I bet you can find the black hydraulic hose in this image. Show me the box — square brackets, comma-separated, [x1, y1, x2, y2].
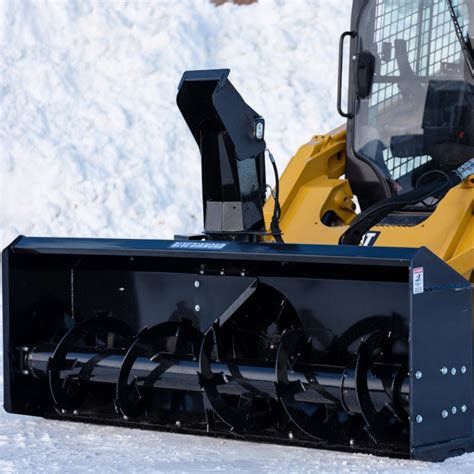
[266, 149, 284, 243]
[340, 159, 474, 245]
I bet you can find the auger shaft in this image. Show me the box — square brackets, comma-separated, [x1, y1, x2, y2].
[24, 345, 409, 414]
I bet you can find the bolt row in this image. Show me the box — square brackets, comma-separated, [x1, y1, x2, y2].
[416, 404, 468, 423]
[414, 366, 468, 380]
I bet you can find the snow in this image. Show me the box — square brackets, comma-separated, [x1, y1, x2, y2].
[1, 0, 474, 471]
[0, 0, 347, 248]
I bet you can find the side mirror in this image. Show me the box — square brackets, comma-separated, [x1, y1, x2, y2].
[355, 51, 376, 99]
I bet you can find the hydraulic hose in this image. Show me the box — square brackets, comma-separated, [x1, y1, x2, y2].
[340, 158, 474, 245]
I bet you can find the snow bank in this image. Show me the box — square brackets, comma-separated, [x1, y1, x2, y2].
[1, 0, 347, 247]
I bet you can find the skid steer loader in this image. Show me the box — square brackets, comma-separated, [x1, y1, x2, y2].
[3, 0, 474, 462]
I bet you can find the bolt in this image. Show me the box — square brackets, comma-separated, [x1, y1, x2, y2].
[349, 438, 355, 446]
[416, 415, 423, 424]
[21, 346, 29, 352]
[288, 431, 294, 440]
[461, 405, 467, 413]
[241, 269, 246, 277]
[199, 269, 205, 275]
[461, 366, 467, 374]
[441, 367, 448, 375]
[451, 367, 457, 375]
[194, 305, 200, 312]
[61, 409, 67, 415]
[415, 370, 422, 380]
[220, 269, 225, 276]
[194, 280, 200, 288]
[269, 344, 275, 350]
[175, 420, 181, 427]
[118, 287, 125, 292]
[123, 415, 129, 421]
[441, 410, 449, 418]
[73, 410, 79, 416]
[22, 370, 29, 375]
[452, 406, 457, 415]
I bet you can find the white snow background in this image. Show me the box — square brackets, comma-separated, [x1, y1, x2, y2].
[1, 0, 473, 472]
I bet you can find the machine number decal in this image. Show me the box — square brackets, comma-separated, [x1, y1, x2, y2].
[360, 231, 381, 247]
[413, 267, 424, 295]
[170, 242, 227, 250]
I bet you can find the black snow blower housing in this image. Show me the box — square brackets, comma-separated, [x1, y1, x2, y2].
[2, 70, 473, 462]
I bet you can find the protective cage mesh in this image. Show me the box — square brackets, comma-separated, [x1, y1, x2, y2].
[369, 0, 468, 180]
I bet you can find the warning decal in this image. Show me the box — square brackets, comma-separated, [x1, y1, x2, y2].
[413, 267, 424, 295]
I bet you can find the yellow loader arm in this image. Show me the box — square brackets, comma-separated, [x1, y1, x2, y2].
[265, 127, 474, 281]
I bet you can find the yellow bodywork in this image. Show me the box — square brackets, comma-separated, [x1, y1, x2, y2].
[264, 127, 474, 282]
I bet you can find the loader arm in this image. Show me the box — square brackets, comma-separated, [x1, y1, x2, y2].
[264, 128, 474, 281]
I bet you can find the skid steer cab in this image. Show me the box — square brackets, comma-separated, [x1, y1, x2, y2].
[3, 0, 474, 463]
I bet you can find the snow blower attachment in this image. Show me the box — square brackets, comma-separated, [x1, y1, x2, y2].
[3, 0, 474, 464]
[3, 237, 472, 461]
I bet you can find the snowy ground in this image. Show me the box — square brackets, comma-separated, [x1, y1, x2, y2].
[2, 0, 474, 472]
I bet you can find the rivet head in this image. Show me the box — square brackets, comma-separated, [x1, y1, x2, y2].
[349, 438, 355, 446]
[61, 409, 67, 415]
[441, 410, 449, 418]
[415, 370, 422, 380]
[175, 420, 181, 427]
[73, 410, 79, 416]
[451, 367, 457, 375]
[123, 415, 129, 421]
[461, 366, 467, 374]
[194, 305, 200, 312]
[416, 415, 423, 423]
[288, 431, 294, 440]
[452, 406, 457, 415]
[194, 281, 200, 288]
[220, 269, 225, 276]
[461, 405, 468, 413]
[441, 367, 448, 375]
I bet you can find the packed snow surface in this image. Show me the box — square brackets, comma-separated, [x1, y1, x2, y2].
[2, 0, 474, 472]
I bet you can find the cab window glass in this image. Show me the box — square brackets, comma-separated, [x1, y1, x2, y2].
[354, 0, 473, 195]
